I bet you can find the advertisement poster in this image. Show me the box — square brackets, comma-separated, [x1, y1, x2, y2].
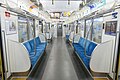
[105, 21, 117, 36]
[5, 20, 17, 35]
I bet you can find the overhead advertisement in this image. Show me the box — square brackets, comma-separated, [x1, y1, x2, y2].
[88, 0, 106, 10]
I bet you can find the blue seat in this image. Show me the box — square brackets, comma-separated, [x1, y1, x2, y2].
[23, 36, 47, 67]
[23, 42, 32, 53]
[35, 37, 41, 46]
[72, 37, 97, 69]
[29, 39, 35, 51]
[87, 42, 97, 56]
[66, 35, 70, 41]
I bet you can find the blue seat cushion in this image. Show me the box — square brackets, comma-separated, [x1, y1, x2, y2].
[73, 43, 81, 48]
[36, 43, 46, 49]
[29, 39, 35, 50]
[29, 50, 41, 56]
[35, 37, 41, 46]
[30, 56, 38, 66]
[30, 55, 39, 66]
[73, 43, 85, 52]
[29, 50, 43, 66]
[77, 52, 90, 69]
[82, 57, 90, 69]
[23, 42, 32, 53]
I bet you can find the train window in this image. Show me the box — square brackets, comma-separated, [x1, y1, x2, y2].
[92, 17, 103, 43]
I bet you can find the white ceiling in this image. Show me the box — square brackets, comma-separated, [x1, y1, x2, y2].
[39, 0, 83, 12]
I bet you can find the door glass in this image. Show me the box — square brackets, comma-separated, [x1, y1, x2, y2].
[92, 17, 103, 43]
[18, 17, 28, 42]
[85, 20, 92, 40]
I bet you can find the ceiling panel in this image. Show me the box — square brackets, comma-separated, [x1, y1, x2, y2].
[39, 1, 82, 12]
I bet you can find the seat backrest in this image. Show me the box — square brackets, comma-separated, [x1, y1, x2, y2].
[78, 37, 97, 56]
[29, 39, 35, 50]
[79, 37, 85, 48]
[23, 42, 32, 53]
[87, 42, 97, 56]
[35, 37, 41, 46]
[85, 40, 91, 52]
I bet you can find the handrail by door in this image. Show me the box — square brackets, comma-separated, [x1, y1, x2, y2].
[2, 31, 8, 73]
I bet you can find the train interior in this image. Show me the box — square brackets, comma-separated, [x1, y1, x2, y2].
[0, 0, 120, 80]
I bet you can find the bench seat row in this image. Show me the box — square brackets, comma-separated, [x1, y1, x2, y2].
[23, 36, 47, 67]
[72, 37, 97, 69]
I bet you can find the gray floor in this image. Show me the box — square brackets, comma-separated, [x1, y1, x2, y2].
[41, 37, 78, 80]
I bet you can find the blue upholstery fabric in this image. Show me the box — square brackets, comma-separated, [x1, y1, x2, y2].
[85, 40, 91, 52]
[29, 39, 35, 50]
[35, 37, 41, 46]
[87, 42, 97, 56]
[23, 42, 32, 53]
[79, 37, 85, 48]
[23, 36, 47, 67]
[66, 35, 70, 41]
[72, 37, 97, 69]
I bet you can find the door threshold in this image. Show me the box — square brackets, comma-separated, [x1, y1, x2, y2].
[94, 77, 109, 80]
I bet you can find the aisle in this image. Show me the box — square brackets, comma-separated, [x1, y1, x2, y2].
[41, 37, 78, 80]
